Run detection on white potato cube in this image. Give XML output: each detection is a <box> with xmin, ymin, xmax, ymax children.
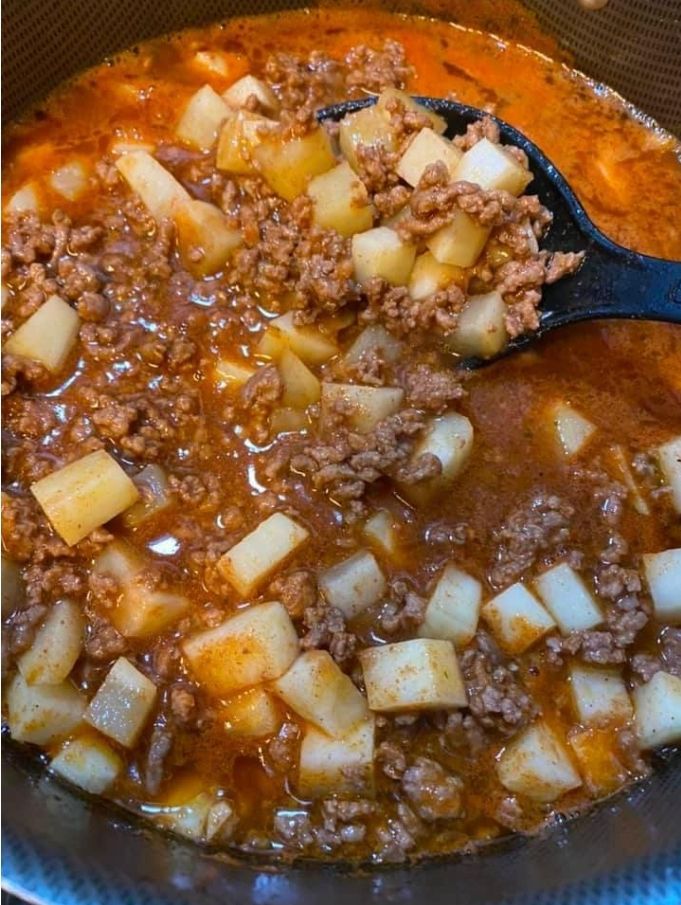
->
<box><xmin>18</xmin><ymin>599</ymin><xmax>83</xmax><ymax>686</ymax></box>
<box><xmin>222</xmin><ymin>687</ymin><xmax>281</xmax><ymax>738</ymax></box>
<box><xmin>534</xmin><ymin>563</ymin><xmax>602</xmax><ymax>634</ymax></box>
<box><xmin>4</xmin><ymin>294</ymin><xmax>80</xmax><ymax>373</ymax></box>
<box><xmin>321</xmin><ymin>383</ymin><xmax>404</xmax><ymax>434</ymax></box>
<box><xmin>343</xmin><ymin>325</ymin><xmax>402</xmax><ymax>367</ymax></box>
<box><xmin>223</xmin><ymin>74</ymin><xmax>279</xmax><ymax>115</ymax></box>
<box><xmin>363</xmin><ymin>509</ymin><xmax>399</xmax><ymax>558</ymax></box>
<box><xmin>360</xmin><ymin>639</ymin><xmax>467</xmax><ymax>712</ymax></box>
<box><xmin>482</xmin><ymin>582</ymin><xmax>556</xmax><ymax>654</ymax></box>
<box><xmin>193</xmin><ymin>50</ymin><xmax>232</xmax><ymax>78</ymax></box>
<box><xmin>418</xmin><ymin>565</ymin><xmax>482</xmax><ymax>647</ymax></box>
<box><xmin>5</xmin><ymin>182</ymin><xmax>41</xmax><ymax>214</ymax></box>
<box><xmin>549</xmin><ymin>401</ymin><xmax>596</xmax><ymax>459</ymax></box>
<box><xmin>84</xmin><ymin>657</ymin><xmax>156</xmax><ymax>748</ymax></box>
<box><xmin>31</xmin><ymin>450</ymin><xmax>140</xmax><ymax>546</ymax></box>
<box><xmin>257</xmin><ymin>311</ymin><xmax>338</xmax><ymax>365</ymax></box>
<box><xmin>271</xmin><ymin>407</ymin><xmax>308</xmax><ymax>434</ymax></box>
<box><xmin>567</xmin><ymin>727</ymin><xmax>629</xmax><ymax>796</ymax></box>
<box><xmin>570</xmin><ymin>665</ymin><xmax>632</xmax><ymax>726</ymax></box>
<box><xmin>399</xmin><ymin>412</ymin><xmax>474</xmax><ymax>504</ymax></box>
<box><xmin>254</xmin><ymin>127</ymin><xmax>336</xmax><ymax>201</ymax></box>
<box><xmin>174</xmin><ymin>199</ymin><xmax>241</xmax><ymax>277</ymax></box>
<box><xmin>307</xmin><ymin>161</ymin><xmax>374</xmax><ymax>237</ymax></box>
<box><xmin>6</xmin><ymin>674</ymin><xmax>85</xmax><ymax>745</ymax></box>
<box><xmin>113</xmin><ymin>580</ymin><xmax>190</xmax><ymax>639</ymax></box>
<box><xmin>216</xmin><ymin>110</ymin><xmax>277</xmax><ymax>175</ymax></box>
<box><xmin>218</xmin><ymin>512</ymin><xmax>309</xmax><ymax>597</ymax></box>
<box><xmin>409</xmin><ymin>252</ymin><xmax>466</xmax><ymax>302</ymax></box>
<box><xmin>339</xmin><ymin>105</ymin><xmax>397</xmax><ymax>173</ymax></box>
<box><xmin>215</xmin><ymin>358</ymin><xmax>255</xmax><ymax>388</ymax></box>
<box><xmin>447</xmin><ymin>291</ymin><xmax>508</xmax><ymax>359</ymax></box>
<box><xmin>298</xmin><ymin>718</ymin><xmax>375</xmax><ymax>797</ymax></box>
<box><xmin>279</xmin><ymin>349</ymin><xmax>321</xmax><ymax>409</ymax></box>
<box><xmin>634</xmin><ymin>671</ymin><xmax>681</xmax><ymax>749</ymax></box>
<box><xmin>497</xmin><ymin>721</ymin><xmax>582</xmax><ymax>802</ymax></box>
<box><xmin>319</xmin><ymin>550</ymin><xmax>387</xmax><ymax>619</ymax></box>
<box><xmin>50</xmin><ymin>734</ymin><xmax>123</xmax><ymax>794</ymax></box>
<box><xmin>643</xmin><ymin>549</ymin><xmax>681</xmax><ymax>624</ymax></box>
<box><xmin>426</xmin><ymin>209</ymin><xmax>491</xmax><ymax>268</ymax></box>
<box><xmin>352</xmin><ymin>226</ymin><xmax>416</xmax><ymax>286</ymax></box>
<box><xmin>115</xmin><ymin>151</ymin><xmax>189</xmax><ymax>221</ymax></box>
<box><xmin>454</xmin><ymin>137</ymin><xmax>532</xmax><ymax>195</ymax></box>
<box><xmin>156</xmin><ymin>791</ymin><xmax>237</xmax><ymax>843</ymax></box>
<box><xmin>397</xmin><ymin>128</ymin><xmax>463</xmax><ymax>187</ymax></box>
<box><xmin>273</xmin><ymin>650</ymin><xmax>369</xmax><ymax>737</ymax></box>
<box><xmin>182</xmin><ymin>601</ymin><xmax>299</xmax><ymax>696</ymax></box>
<box><xmin>123</xmin><ymin>463</ymin><xmax>171</xmax><ymax>528</ymax></box>
<box><xmin>176</xmin><ymin>85</ymin><xmax>230</xmax><ymax>150</ymax></box>
<box><xmin>658</xmin><ymin>436</ymin><xmax>681</xmax><ymax>514</ymax></box>
<box><xmin>50</xmin><ymin>161</ymin><xmax>89</xmax><ymax>201</ymax></box>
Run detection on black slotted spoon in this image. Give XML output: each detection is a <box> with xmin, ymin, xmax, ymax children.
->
<box><xmin>319</xmin><ymin>97</ymin><xmax>681</xmax><ymax>364</ymax></box>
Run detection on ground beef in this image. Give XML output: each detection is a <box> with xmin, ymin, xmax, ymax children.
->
<box><xmin>435</xmin><ymin>710</ymin><xmax>488</xmax><ymax>753</ymax></box>
<box><xmin>268</xmin><ymin>569</ymin><xmax>317</xmax><ymax>618</ymax></box>
<box><xmin>4</xmin><ymin>602</ymin><xmax>47</xmax><ymax>658</ymax></box>
<box><xmin>84</xmin><ymin>613</ymin><xmax>128</xmax><ymax>662</ymax></box>
<box><xmin>460</xmin><ymin>632</ymin><xmax>536</xmax><ymax>734</ymax></box>
<box><xmin>264</xmin><ymin>50</ymin><xmax>343</xmax><ymax>133</ymax></box>
<box><xmin>401</xmin><ymin>757</ymin><xmax>464</xmax><ymax>821</ymax></box>
<box><xmin>489</xmin><ymin>493</ymin><xmax>574</xmax><ymax>589</ymax></box>
<box><xmin>496</xmin><ymin>252</ymin><xmax>583</xmax><ymax>338</ymax></box>
<box><xmin>355</xmin><ymin>144</ymin><xmax>409</xmax><ymax>219</ymax></box>
<box><xmin>453</xmin><ymin>116</ymin><xmax>501</xmax><ymax>151</ymax></box>
<box><xmin>239</xmin><ymin>364</ymin><xmax>283</xmax><ymax>442</ymax></box>
<box><xmin>379</xmin><ymin>579</ymin><xmax>427</xmax><ymax>635</ymax></box>
<box><xmin>548</xmin><ymin>592</ymin><xmax>649</xmax><ymax>666</ymax></box>
<box><xmin>631</xmin><ymin>627</ymin><xmax>681</xmax><ymax>682</ymax></box>
<box><xmin>344</xmin><ymin>39</ymin><xmax>413</xmax><ymax>94</ymax></box>
<box><xmin>144</xmin><ymin>720</ymin><xmax>174</xmax><ymax>796</ymax></box>
<box><xmin>273</xmin><ymin>810</ymin><xmax>315</xmax><ymax>848</ymax></box>
<box><xmin>360</xmin><ymin>277</ymin><xmax>465</xmax><ymax>336</ymax></box>
<box><xmin>301</xmin><ymin>602</ymin><xmax>357</xmax><ymax>665</ymax></box>
<box><xmin>402</xmin><ymin>362</ymin><xmax>466</xmax><ymax>412</ymax></box>
<box><xmin>373</xmin><ymin>802</ymin><xmax>422</xmax><ymax>862</ymax></box>
<box><xmin>377</xmin><ymin>739</ymin><xmax>408</xmax><ymax>779</ymax></box>
<box><xmin>265</xmin><ymin>721</ymin><xmax>300</xmax><ymax>774</ymax></box>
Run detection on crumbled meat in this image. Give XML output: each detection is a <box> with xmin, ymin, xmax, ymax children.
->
<box><xmin>301</xmin><ymin>602</ymin><xmax>357</xmax><ymax>665</ymax></box>
<box><xmin>144</xmin><ymin>720</ymin><xmax>174</xmax><ymax>796</ymax></box>
<box><xmin>453</xmin><ymin>116</ymin><xmax>501</xmax><ymax>151</ymax></box>
<box><xmin>239</xmin><ymin>365</ymin><xmax>283</xmax><ymax>442</ymax></box>
<box><xmin>379</xmin><ymin>579</ymin><xmax>427</xmax><ymax>635</ymax></box>
<box><xmin>84</xmin><ymin>613</ymin><xmax>128</xmax><ymax>661</ymax></box>
<box><xmin>264</xmin><ymin>51</ymin><xmax>343</xmax><ymax>133</ymax></box>
<box><xmin>344</xmin><ymin>40</ymin><xmax>413</xmax><ymax>93</ymax></box>
<box><xmin>401</xmin><ymin>757</ymin><xmax>463</xmax><ymax>821</ymax></box>
<box><xmin>373</xmin><ymin>802</ymin><xmax>422</xmax><ymax>862</ymax></box>
<box><xmin>265</xmin><ymin>721</ymin><xmax>300</xmax><ymax>774</ymax></box>
<box><xmin>548</xmin><ymin>592</ymin><xmax>648</xmax><ymax>666</ymax></box>
<box><xmin>360</xmin><ymin>277</ymin><xmax>465</xmax><ymax>336</ymax></box>
<box><xmin>377</xmin><ymin>739</ymin><xmax>408</xmax><ymax>779</ymax></box>
<box><xmin>402</xmin><ymin>362</ymin><xmax>465</xmax><ymax>412</ymax></box>
<box><xmin>274</xmin><ymin>810</ymin><xmax>314</xmax><ymax>848</ymax></box>
<box><xmin>268</xmin><ymin>569</ymin><xmax>317</xmax><ymax>618</ymax></box>
<box><xmin>631</xmin><ymin>627</ymin><xmax>681</xmax><ymax>681</ymax></box>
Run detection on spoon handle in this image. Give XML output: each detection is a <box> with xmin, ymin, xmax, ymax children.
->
<box><xmin>540</xmin><ymin>228</ymin><xmax>681</xmax><ymax>333</ymax></box>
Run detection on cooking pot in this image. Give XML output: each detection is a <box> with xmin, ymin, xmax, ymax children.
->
<box><xmin>2</xmin><ymin>1</ymin><xmax>681</xmax><ymax>902</ymax></box>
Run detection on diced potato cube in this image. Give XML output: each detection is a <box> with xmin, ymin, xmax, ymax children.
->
<box><xmin>222</xmin><ymin>687</ymin><xmax>281</xmax><ymax>738</ymax></box>
<box><xmin>605</xmin><ymin>445</ymin><xmax>649</xmax><ymax>516</ymax></box>
<box><xmin>397</xmin><ymin>128</ymin><xmax>463</xmax><ymax>187</ymax></box>
<box><xmin>633</xmin><ymin>671</ymin><xmax>681</xmax><ymax>748</ymax></box>
<box><xmin>5</xmin><ymin>182</ymin><xmax>41</xmax><ymax>213</ymax></box>
<box><xmin>217</xmin><ymin>512</ymin><xmax>309</xmax><ymax>597</ymax></box>
<box><xmin>409</xmin><ymin>252</ymin><xmax>466</xmax><ymax>302</ymax></box>
<box><xmin>363</xmin><ymin>509</ymin><xmax>399</xmax><ymax>558</ymax></box>
<box><xmin>570</xmin><ymin>664</ymin><xmax>632</xmax><ymax>726</ymax></box>
<box><xmin>658</xmin><ymin>436</ymin><xmax>681</xmax><ymax>514</ymax></box>
<box><xmin>339</xmin><ymin>105</ymin><xmax>397</xmax><ymax>173</ymax></box>
<box><xmin>567</xmin><ymin>727</ymin><xmax>629</xmax><ymax>796</ymax></box>
<box><xmin>271</xmin><ymin>407</ymin><xmax>308</xmax><ymax>434</ymax></box>
<box><xmin>426</xmin><ymin>209</ymin><xmax>490</xmax><ymax>268</ymax></box>
<box><xmin>223</xmin><ymin>74</ymin><xmax>279</xmax><ymax>115</ymax></box>
<box><xmin>123</xmin><ymin>464</ymin><xmax>171</xmax><ymax>528</ymax></box>
<box><xmin>109</xmin><ymin>140</ymin><xmax>156</xmax><ymax>157</ymax></box>
<box><xmin>215</xmin><ymin>357</ymin><xmax>256</xmax><ymax>388</ymax></box>
<box><xmin>643</xmin><ymin>548</ymin><xmax>681</xmax><ymax>624</ymax></box>
<box><xmin>174</xmin><ymin>199</ymin><xmax>242</xmax><ymax>277</ymax></box>
<box><xmin>110</xmin><ymin>574</ymin><xmax>190</xmax><ymax>640</ymax></box>
<box><xmin>534</xmin><ymin>563</ymin><xmax>602</xmax><ymax>634</ymax></box>
<box><xmin>216</xmin><ymin>110</ymin><xmax>277</xmax><ymax>175</ymax></box>
<box><xmin>418</xmin><ymin>565</ymin><xmax>482</xmax><ymax>647</ymax></box>
<box><xmin>321</xmin><ymin>383</ymin><xmax>404</xmax><ymax>434</ymax></box>
<box><xmin>298</xmin><ymin>717</ymin><xmax>375</xmax><ymax>797</ymax></box>
<box><xmin>399</xmin><ymin>412</ymin><xmax>474</xmax><ymax>504</ymax></box>
<box><xmin>254</xmin><ymin>127</ymin><xmax>336</xmax><ymax>201</ymax></box>
<box><xmin>360</xmin><ymin>639</ymin><xmax>467</xmax><ymax>712</ymax></box>
<box><xmin>193</xmin><ymin>50</ymin><xmax>233</xmax><ymax>78</ymax></box>
<box><xmin>352</xmin><ymin>226</ymin><xmax>416</xmax><ymax>286</ymax></box>
<box><xmin>49</xmin><ymin>161</ymin><xmax>89</xmax><ymax>201</ymax></box>
<box><xmin>18</xmin><ymin>599</ymin><xmax>83</xmax><ymax>686</ymax></box>
<box><xmin>156</xmin><ymin>791</ymin><xmax>237</xmax><ymax>843</ymax></box>
<box><xmin>176</xmin><ymin>85</ymin><xmax>230</xmax><ymax>150</ymax></box>
<box><xmin>447</xmin><ymin>291</ymin><xmax>508</xmax><ymax>359</ymax></box>
<box><xmin>307</xmin><ymin>161</ymin><xmax>374</xmax><ymax>237</ymax></box>
<box><xmin>182</xmin><ymin>601</ymin><xmax>299</xmax><ymax>696</ymax></box>
<box><xmin>115</xmin><ymin>151</ymin><xmax>189</xmax><ymax>221</ymax></box>
<box><xmin>343</xmin><ymin>324</ymin><xmax>403</xmax><ymax>367</ymax></box>
<box><xmin>31</xmin><ymin>450</ymin><xmax>140</xmax><ymax>546</ymax></box>
<box><xmin>4</xmin><ymin>294</ymin><xmax>80</xmax><ymax>373</ymax></box>
<box><xmin>319</xmin><ymin>550</ymin><xmax>387</xmax><ymax>619</ymax></box>
<box><xmin>273</xmin><ymin>650</ymin><xmax>369</xmax><ymax>737</ymax></box>
<box><xmin>497</xmin><ymin>721</ymin><xmax>582</xmax><ymax>802</ymax></box>
<box><xmin>279</xmin><ymin>349</ymin><xmax>321</xmax><ymax>409</ymax></box>
<box><xmin>481</xmin><ymin>582</ymin><xmax>556</xmax><ymax>654</ymax></box>
<box><xmin>6</xmin><ymin>674</ymin><xmax>85</xmax><ymax>745</ymax></box>
<box><xmin>376</xmin><ymin>89</ymin><xmax>446</xmax><ymax>135</ymax></box>
<box><xmin>257</xmin><ymin>311</ymin><xmax>338</xmax><ymax>365</ymax></box>
<box><xmin>454</xmin><ymin>137</ymin><xmax>532</xmax><ymax>195</ymax></box>
<box><xmin>50</xmin><ymin>734</ymin><xmax>123</xmax><ymax>794</ymax></box>
<box><xmin>549</xmin><ymin>401</ymin><xmax>596</xmax><ymax>459</ymax></box>
<box><xmin>1</xmin><ymin>554</ymin><xmax>24</xmax><ymax>618</ymax></box>
<box><xmin>84</xmin><ymin>657</ymin><xmax>157</xmax><ymax>748</ymax></box>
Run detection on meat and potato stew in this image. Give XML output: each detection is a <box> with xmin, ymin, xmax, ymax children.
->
<box><xmin>2</xmin><ymin>6</ymin><xmax>681</xmax><ymax>865</ymax></box>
